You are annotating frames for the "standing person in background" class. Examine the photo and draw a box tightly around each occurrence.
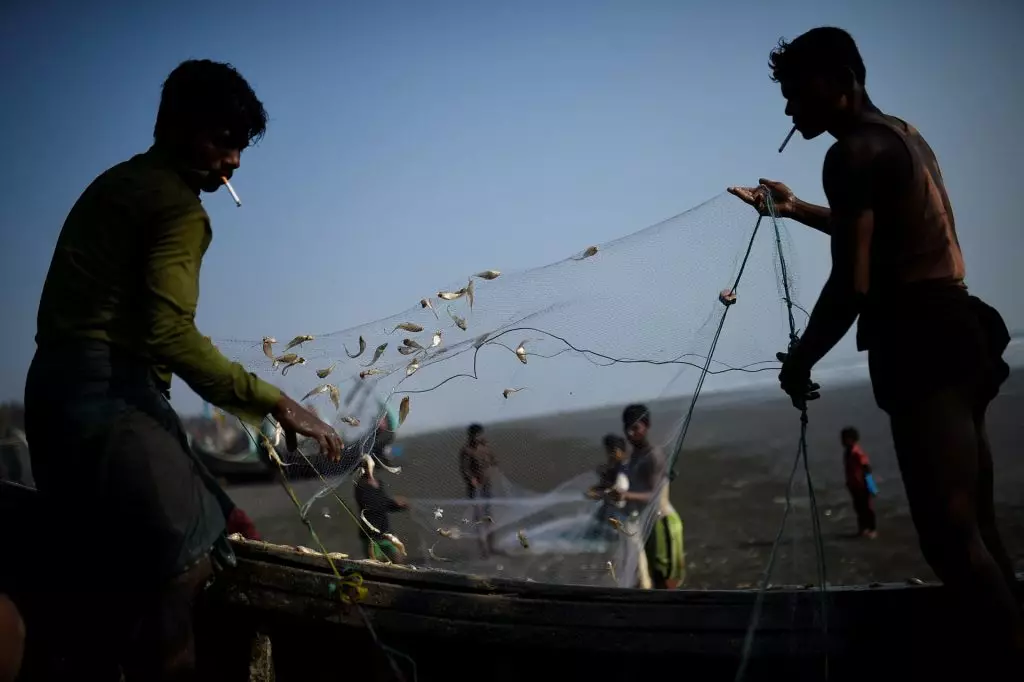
[841,427,878,539]
[459,424,498,557]
[613,404,685,589]
[355,455,409,563]
[23,59,343,681]
[586,434,630,542]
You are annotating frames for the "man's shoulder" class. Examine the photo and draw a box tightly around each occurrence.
[89,150,204,216]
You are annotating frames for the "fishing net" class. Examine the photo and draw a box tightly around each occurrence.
[215,191,823,595]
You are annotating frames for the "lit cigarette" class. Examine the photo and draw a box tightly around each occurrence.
[222,176,241,207]
[778,125,796,154]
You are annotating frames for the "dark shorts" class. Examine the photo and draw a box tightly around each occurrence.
[862,287,1010,415]
[24,342,227,586]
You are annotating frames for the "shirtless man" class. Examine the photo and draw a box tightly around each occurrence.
[729,27,1020,657]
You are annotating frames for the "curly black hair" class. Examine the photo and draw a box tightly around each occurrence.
[622,403,650,428]
[154,59,268,148]
[768,27,866,86]
[840,426,860,442]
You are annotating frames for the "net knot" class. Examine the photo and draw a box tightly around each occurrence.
[330,571,369,605]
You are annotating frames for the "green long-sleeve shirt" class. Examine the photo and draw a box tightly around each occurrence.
[35,146,280,425]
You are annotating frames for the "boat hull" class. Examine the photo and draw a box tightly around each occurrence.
[2,481,1016,681]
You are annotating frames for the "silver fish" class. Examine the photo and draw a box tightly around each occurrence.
[429,331,442,348]
[391,322,424,334]
[360,509,381,535]
[372,452,402,474]
[420,298,439,319]
[283,335,315,352]
[437,289,466,301]
[427,542,451,562]
[315,363,337,379]
[398,396,410,426]
[472,270,501,280]
[382,533,406,556]
[503,387,526,399]
[340,416,360,427]
[448,307,467,331]
[403,338,425,351]
[466,278,475,311]
[515,340,529,364]
[345,336,366,359]
[574,245,599,260]
[262,336,277,359]
[363,343,387,367]
[301,384,331,402]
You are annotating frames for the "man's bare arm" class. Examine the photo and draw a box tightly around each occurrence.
[789,136,878,369]
[789,199,832,235]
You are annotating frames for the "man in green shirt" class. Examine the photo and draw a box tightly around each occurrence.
[23,59,342,680]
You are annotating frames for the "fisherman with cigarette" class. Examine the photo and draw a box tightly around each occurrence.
[24,59,343,680]
[729,27,1021,664]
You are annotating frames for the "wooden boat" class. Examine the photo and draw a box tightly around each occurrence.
[2,481,1016,681]
[202,539,1021,681]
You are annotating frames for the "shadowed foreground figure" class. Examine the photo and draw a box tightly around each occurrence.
[21,59,343,680]
[729,27,1021,661]
[0,594,25,682]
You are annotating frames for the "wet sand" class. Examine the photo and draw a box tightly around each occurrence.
[226,372,1024,589]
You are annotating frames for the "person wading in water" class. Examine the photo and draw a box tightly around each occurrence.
[729,27,1020,663]
[23,59,343,680]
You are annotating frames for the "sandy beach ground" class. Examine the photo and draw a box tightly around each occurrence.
[226,371,1024,589]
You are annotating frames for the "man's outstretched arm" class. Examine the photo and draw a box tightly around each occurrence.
[788,136,877,370]
[143,204,281,425]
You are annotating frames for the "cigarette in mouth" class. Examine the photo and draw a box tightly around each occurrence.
[222,176,242,207]
[778,125,796,154]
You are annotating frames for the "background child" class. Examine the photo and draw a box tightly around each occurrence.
[841,426,878,539]
[354,454,408,562]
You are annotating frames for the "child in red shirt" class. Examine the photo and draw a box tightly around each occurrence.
[841,427,877,539]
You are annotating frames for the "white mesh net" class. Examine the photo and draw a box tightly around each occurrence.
[214,192,813,589]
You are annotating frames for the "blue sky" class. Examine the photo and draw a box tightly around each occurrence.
[2,0,1022,422]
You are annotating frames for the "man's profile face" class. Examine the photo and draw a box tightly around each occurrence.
[780,75,836,141]
[189,128,245,193]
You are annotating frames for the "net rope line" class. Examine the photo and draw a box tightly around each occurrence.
[665,211,764,479]
[233,421,416,681]
[734,190,830,682]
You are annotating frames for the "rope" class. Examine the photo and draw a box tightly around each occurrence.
[233,421,420,678]
[734,189,830,681]
[667,213,764,478]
